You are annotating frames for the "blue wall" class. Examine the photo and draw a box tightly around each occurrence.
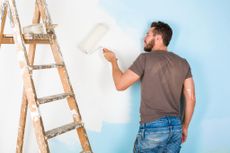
[50,0,230,152]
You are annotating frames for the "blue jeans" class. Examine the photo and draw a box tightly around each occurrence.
[133,116,182,153]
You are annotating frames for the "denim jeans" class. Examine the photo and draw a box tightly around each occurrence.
[133,116,182,153]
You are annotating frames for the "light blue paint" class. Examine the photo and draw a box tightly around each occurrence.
[51,0,230,152]
[99,0,230,153]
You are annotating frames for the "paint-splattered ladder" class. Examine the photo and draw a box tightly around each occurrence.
[0,0,93,153]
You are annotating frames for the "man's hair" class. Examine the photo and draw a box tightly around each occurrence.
[151,21,173,46]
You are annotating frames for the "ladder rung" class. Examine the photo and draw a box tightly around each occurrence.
[45,122,83,139]
[23,33,55,40]
[30,64,64,70]
[37,93,73,104]
[0,34,53,44]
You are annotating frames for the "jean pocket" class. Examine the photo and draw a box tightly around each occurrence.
[140,129,169,150]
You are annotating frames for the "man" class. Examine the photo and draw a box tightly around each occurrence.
[103,21,196,153]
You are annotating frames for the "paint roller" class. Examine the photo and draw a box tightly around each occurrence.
[78,23,109,54]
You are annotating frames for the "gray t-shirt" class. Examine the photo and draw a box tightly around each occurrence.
[129,51,192,123]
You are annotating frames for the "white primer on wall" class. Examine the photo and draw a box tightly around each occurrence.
[0,0,141,152]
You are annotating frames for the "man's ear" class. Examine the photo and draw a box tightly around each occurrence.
[155,34,163,44]
[155,34,162,41]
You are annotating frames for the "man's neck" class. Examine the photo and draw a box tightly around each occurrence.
[152,45,167,52]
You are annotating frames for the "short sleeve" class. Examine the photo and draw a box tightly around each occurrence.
[129,54,145,77]
[185,60,192,79]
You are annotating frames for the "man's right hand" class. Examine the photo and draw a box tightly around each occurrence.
[103,48,117,63]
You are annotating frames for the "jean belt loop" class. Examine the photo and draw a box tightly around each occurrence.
[140,122,145,129]
[167,116,171,125]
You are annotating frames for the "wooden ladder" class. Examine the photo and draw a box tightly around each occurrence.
[0,0,93,152]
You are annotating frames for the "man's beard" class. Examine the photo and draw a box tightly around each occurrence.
[144,39,155,52]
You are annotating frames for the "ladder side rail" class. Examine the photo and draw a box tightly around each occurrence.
[0,1,7,46]
[36,0,92,151]
[7,0,49,152]
[16,2,41,153]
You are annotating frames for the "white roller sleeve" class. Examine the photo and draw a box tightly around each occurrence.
[78,23,109,54]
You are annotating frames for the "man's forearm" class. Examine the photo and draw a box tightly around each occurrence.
[111,60,124,90]
[183,99,196,128]
[183,78,196,129]
[103,48,139,90]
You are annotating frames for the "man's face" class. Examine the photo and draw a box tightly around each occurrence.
[144,28,155,52]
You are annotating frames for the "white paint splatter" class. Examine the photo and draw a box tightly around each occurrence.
[71,109,79,119]
[30,107,41,122]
